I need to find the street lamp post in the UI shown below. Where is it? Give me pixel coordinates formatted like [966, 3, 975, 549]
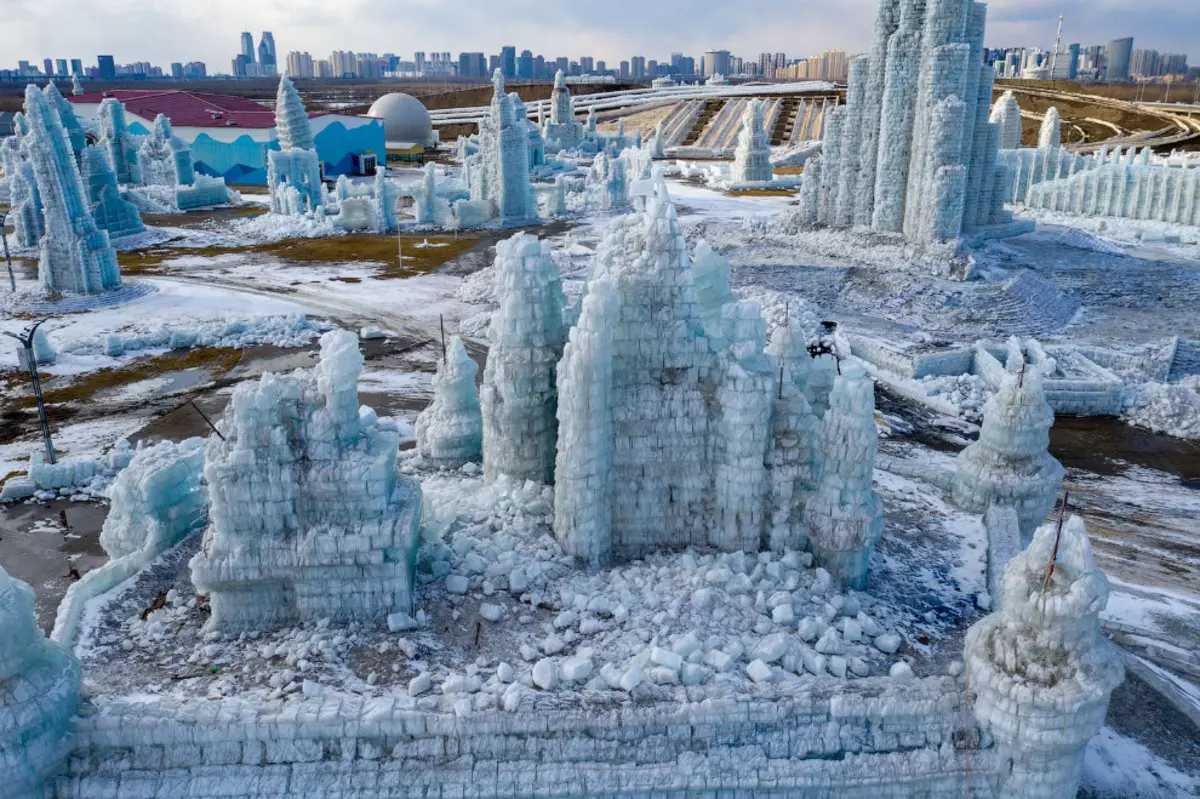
[3, 320, 56, 464]
[0, 210, 17, 292]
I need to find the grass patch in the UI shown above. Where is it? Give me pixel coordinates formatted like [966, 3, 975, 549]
[774, 166, 805, 176]
[118, 234, 480, 279]
[9, 347, 242, 410]
[725, 188, 798, 197]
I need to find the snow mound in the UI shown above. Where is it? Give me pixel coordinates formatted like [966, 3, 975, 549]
[1124, 377, 1200, 440]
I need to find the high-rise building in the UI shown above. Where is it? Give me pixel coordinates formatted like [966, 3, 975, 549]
[619, 60, 630, 78]
[1105, 37, 1133, 80]
[647, 59, 658, 77]
[43, 58, 54, 76]
[630, 55, 645, 79]
[556, 57, 569, 75]
[54, 58, 68, 77]
[458, 52, 486, 78]
[17, 60, 32, 76]
[261, 32, 276, 65]
[70, 59, 83, 76]
[184, 61, 207, 79]
[286, 51, 315, 78]
[1160, 53, 1189, 76]
[415, 52, 426, 74]
[596, 60, 606, 74]
[1052, 43, 1080, 80]
[490, 55, 502, 74]
[97, 55, 116, 80]
[257, 37, 276, 75]
[357, 54, 382, 79]
[171, 62, 184, 79]
[701, 50, 730, 77]
[579, 56, 594, 74]
[329, 51, 358, 78]
[534, 55, 546, 79]
[316, 60, 332, 78]
[240, 32, 255, 64]
[518, 50, 533, 79]
[501, 46, 516, 78]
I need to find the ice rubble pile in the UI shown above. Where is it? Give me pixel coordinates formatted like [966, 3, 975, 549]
[0, 441, 135, 504]
[58, 313, 324, 359]
[415, 336, 483, 469]
[480, 232, 567, 485]
[21, 84, 123, 294]
[804, 363, 884, 590]
[796, 0, 1015, 245]
[190, 330, 422, 632]
[952, 340, 1064, 543]
[1123, 376, 1200, 440]
[267, 76, 324, 216]
[100, 438, 207, 560]
[966, 515, 1123, 799]
[730, 99, 774, 185]
[0, 564, 81, 799]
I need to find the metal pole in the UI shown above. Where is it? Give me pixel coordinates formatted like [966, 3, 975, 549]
[5, 320, 56, 464]
[0, 211, 16, 293]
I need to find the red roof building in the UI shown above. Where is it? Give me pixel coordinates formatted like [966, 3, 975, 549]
[69, 89, 326, 129]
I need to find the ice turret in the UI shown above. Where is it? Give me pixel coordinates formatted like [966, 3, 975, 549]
[481, 232, 566, 485]
[966, 515, 1124, 799]
[0, 564, 81, 799]
[764, 308, 814, 405]
[82, 145, 146, 240]
[651, 120, 665, 158]
[1037, 107, 1061, 151]
[953, 342, 1064, 543]
[416, 336, 483, 469]
[553, 277, 621, 566]
[990, 90, 1022, 150]
[804, 362, 883, 589]
[274, 75, 315, 151]
[98, 97, 140, 184]
[190, 330, 421, 633]
[25, 84, 123, 294]
[731, 99, 773, 184]
[267, 75, 323, 215]
[462, 70, 534, 223]
[550, 69, 573, 126]
[100, 438, 207, 560]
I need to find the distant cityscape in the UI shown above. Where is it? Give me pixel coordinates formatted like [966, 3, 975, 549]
[1, 29, 1195, 85]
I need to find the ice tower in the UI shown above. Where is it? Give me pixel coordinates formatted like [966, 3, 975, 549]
[463, 70, 534, 223]
[990, 90, 1022, 150]
[730, 99, 773, 184]
[267, 76, 323, 215]
[24, 84, 123, 294]
[97, 98, 140, 185]
[190, 330, 421, 632]
[966, 515, 1124, 799]
[415, 336, 484, 469]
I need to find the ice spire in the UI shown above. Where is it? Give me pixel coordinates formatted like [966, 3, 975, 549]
[97, 98, 140, 184]
[415, 336, 483, 469]
[553, 277, 621, 566]
[71, 73, 84, 96]
[0, 563, 81, 797]
[480, 232, 566, 485]
[952, 340, 1064, 543]
[804, 362, 883, 589]
[965, 515, 1124, 799]
[25, 84, 122, 294]
[43, 82, 85, 163]
[730, 99, 773, 184]
[274, 75, 314, 151]
[990, 90, 1022, 150]
[1037, 107, 1061, 151]
[651, 119, 665, 157]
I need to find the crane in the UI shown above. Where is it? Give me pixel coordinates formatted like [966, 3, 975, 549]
[1049, 14, 1065, 79]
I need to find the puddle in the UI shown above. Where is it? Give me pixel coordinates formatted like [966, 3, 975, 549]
[1050, 416, 1200, 484]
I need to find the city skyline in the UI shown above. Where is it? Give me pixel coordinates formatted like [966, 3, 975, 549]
[3, 0, 1197, 77]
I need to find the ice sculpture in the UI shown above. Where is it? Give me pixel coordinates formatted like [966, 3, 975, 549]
[0, 564, 81, 799]
[9, 161, 44, 248]
[98, 98, 140, 185]
[138, 114, 196, 187]
[767, 358, 819, 553]
[24, 84, 122, 294]
[81, 145, 146, 240]
[990, 90, 1022, 150]
[71, 74, 84, 96]
[800, 0, 1015, 245]
[651, 120, 665, 158]
[480, 232, 566, 484]
[966, 515, 1124, 799]
[730, 99, 773, 185]
[553, 277, 620, 565]
[692, 240, 738, 349]
[415, 336, 483, 469]
[542, 70, 584, 151]
[805, 362, 883, 589]
[100, 438, 206, 560]
[267, 76, 323, 215]
[1037, 107, 1061, 151]
[587, 150, 628, 210]
[953, 342, 1064, 543]
[44, 82, 86, 164]
[462, 70, 534, 223]
[190, 330, 421, 632]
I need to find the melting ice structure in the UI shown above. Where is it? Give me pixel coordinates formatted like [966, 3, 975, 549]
[267, 75, 325, 217]
[135, 112, 234, 211]
[794, 0, 1032, 257]
[332, 170, 401, 233]
[22, 84, 123, 295]
[966, 515, 1123, 799]
[541, 69, 586, 152]
[0, 565, 81, 799]
[458, 70, 536, 227]
[190, 330, 421, 633]
[415, 335, 484, 469]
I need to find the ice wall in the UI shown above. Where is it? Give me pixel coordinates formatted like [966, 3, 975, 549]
[990, 91, 1022, 149]
[553, 277, 621, 565]
[97, 98, 140, 185]
[730, 99, 774, 184]
[267, 76, 323, 216]
[965, 515, 1123, 799]
[0, 564, 81, 799]
[481, 232, 566, 485]
[692, 240, 738, 349]
[805, 362, 883, 589]
[190, 329, 421, 633]
[416, 336, 483, 469]
[82, 145, 146, 240]
[800, 0, 1011, 245]
[24, 84, 122, 295]
[100, 438, 207, 561]
[953, 341, 1063, 542]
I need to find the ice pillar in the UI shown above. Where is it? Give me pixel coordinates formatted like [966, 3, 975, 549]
[415, 336, 484, 469]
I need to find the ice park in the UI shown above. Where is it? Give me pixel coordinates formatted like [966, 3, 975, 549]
[1, 1, 1199, 797]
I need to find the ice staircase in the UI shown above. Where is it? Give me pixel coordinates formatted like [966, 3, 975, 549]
[681, 99, 725, 146]
[1167, 338, 1200, 382]
[771, 98, 801, 145]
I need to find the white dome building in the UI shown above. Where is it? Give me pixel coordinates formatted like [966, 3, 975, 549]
[368, 93, 434, 147]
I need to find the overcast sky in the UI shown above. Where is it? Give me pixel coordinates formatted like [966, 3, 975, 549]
[3, 0, 1195, 72]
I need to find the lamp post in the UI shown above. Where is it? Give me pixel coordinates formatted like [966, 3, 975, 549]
[3, 320, 56, 464]
[0, 210, 16, 292]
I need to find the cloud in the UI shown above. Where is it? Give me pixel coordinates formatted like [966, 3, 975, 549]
[1, 0, 1194, 74]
